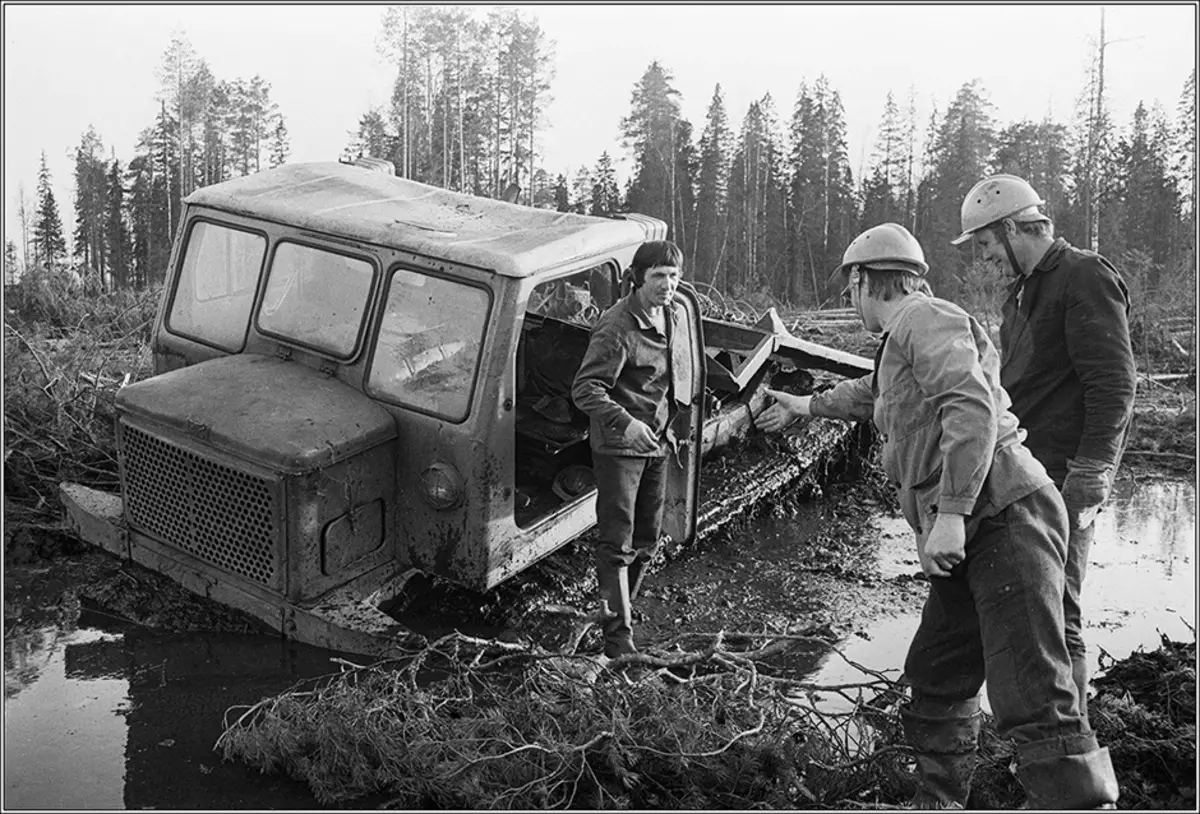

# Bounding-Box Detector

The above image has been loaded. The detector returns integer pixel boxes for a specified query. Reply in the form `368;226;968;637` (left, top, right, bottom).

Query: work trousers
904;484;1096;754
1063;502;1098;717
592;453;667;569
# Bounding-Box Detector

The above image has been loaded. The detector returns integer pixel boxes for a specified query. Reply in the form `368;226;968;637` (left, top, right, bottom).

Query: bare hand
623;418;660;453
755;388;812;433
922;512;966;578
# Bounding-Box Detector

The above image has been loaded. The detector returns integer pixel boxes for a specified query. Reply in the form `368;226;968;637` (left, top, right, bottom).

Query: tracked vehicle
60;159;870;655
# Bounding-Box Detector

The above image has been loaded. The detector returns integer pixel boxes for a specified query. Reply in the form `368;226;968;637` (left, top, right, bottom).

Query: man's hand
1061;456;1113;530
755;388;812;433
622;418;660;453
922;512;967;578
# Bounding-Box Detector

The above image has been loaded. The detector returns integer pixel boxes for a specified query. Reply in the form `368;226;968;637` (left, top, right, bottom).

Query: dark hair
628;240;683;287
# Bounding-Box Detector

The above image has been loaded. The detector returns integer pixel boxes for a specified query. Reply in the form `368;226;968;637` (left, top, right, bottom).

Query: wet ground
3;472;1195;809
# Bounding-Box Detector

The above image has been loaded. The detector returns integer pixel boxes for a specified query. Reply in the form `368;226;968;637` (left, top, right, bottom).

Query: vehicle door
660;281;705;549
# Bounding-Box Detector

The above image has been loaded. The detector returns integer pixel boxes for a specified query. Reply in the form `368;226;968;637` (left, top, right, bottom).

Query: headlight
420;463;464;510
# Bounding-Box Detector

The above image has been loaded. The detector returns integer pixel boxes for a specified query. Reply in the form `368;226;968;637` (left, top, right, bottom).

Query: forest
6;6;1196;322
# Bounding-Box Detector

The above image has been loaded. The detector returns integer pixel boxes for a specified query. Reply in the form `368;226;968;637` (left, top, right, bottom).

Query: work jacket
999;238;1136;484
812;292;1051;538
572;291;695;457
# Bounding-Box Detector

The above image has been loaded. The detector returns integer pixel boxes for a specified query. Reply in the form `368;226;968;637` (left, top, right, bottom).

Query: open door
660;281;706;550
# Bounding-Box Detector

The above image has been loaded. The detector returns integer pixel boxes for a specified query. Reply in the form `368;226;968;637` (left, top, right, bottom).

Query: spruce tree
33;151;67;267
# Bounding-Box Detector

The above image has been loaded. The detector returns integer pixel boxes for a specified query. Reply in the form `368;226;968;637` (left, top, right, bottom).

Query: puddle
802;476;1197;706
3;477;1192;808
3;611;351;810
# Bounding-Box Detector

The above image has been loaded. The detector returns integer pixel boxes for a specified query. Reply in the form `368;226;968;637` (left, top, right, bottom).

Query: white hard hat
831;222;929;280
951;174;1050;245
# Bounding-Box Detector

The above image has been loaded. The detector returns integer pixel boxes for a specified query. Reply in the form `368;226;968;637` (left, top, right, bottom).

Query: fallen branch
1124;449;1195;461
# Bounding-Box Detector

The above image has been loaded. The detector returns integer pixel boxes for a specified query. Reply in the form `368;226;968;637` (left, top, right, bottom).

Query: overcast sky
3;3;1196;252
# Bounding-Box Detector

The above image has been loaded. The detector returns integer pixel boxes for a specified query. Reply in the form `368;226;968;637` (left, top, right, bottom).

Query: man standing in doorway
572;240;695;663
952;175;1137;722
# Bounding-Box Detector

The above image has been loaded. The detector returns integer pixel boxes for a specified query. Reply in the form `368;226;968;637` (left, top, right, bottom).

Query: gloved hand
1060;456;1114;529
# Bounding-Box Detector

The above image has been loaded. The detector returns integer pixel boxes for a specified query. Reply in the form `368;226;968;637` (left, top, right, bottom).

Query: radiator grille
122;423;281;589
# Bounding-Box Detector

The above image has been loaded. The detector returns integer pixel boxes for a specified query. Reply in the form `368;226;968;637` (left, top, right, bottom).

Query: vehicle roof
185;162;659;278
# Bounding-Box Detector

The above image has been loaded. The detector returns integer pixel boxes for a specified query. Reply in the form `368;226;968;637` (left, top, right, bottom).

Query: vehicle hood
116;354;396;474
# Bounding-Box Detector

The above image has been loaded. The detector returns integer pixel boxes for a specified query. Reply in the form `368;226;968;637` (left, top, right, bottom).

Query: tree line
8;35;290;291
336;6;1199;309
9;9;1195;318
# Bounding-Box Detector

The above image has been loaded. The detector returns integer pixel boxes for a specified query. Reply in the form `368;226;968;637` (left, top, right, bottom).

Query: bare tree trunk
457;28;465;192
1090;7;1106;252
402;8;409;178
443;53;449;187
17;185;31;273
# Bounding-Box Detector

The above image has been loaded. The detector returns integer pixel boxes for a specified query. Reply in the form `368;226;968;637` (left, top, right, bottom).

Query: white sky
3;3;1197;252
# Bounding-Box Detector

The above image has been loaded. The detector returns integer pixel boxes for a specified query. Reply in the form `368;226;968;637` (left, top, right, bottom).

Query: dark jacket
571;292;695;457
999;238;1136;484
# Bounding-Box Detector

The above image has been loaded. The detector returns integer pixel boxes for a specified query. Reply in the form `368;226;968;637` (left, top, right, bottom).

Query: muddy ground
4;316;1194;810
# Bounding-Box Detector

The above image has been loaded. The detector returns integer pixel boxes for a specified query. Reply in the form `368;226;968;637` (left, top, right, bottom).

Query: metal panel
119;419;286;593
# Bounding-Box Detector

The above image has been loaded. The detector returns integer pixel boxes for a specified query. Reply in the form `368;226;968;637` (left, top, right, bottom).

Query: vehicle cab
108;160;705;635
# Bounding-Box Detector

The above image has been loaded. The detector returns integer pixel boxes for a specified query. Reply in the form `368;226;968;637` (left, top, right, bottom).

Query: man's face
973;224;1021;277
640;264;681;306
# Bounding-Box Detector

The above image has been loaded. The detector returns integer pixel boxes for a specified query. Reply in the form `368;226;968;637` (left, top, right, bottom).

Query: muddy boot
595;563;635;659
900;696;982;809
1015;743;1119;809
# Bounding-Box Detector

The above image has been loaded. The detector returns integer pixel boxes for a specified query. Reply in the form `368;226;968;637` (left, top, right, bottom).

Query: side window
527;263;616;327
167;221;266;352
367;269;490;422
257;242;374;358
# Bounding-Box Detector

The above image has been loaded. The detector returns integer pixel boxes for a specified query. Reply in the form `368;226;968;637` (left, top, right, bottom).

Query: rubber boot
595;563;635;658
1016;745;1119;809
900;697;982;809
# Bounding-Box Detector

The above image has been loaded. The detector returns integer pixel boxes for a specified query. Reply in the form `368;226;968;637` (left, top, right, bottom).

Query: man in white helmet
952;174;1136;725
756;223;1119;809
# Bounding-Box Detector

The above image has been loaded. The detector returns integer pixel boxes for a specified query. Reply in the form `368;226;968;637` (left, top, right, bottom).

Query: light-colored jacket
811;292;1051;538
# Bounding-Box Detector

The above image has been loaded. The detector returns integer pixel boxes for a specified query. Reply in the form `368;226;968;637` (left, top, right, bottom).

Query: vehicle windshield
257;242;374;357
167;221;266;351
367;269;489;422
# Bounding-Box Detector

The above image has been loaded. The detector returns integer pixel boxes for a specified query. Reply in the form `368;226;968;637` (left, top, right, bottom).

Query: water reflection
809;477;1197;693
3;612;347;810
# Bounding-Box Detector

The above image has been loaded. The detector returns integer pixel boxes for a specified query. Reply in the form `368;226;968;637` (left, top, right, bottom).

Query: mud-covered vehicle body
61;161;713;651
61;160;871;655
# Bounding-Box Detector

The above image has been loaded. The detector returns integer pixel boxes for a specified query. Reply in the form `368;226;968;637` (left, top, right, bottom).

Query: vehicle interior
513;263;617;527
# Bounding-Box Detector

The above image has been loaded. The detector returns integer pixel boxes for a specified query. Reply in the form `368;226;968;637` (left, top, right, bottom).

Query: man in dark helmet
953;174;1136;726
571;240;696;664
757;223;1119;810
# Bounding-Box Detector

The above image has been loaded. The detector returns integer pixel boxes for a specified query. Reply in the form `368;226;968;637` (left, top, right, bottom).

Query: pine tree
72;126;109;284
4;240;19;285
1172;69;1196;222
348;110;396;162
621;61;692;248
106;157;132;289
786;77;857;306
591;152;621;217
33;151;67;267
269;117;290;168
553;173;570;212
1117;102;1179;269
693;84;732;285
861;91;905;227
925;80;997;292
570;165;593;214
727;98;787;297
